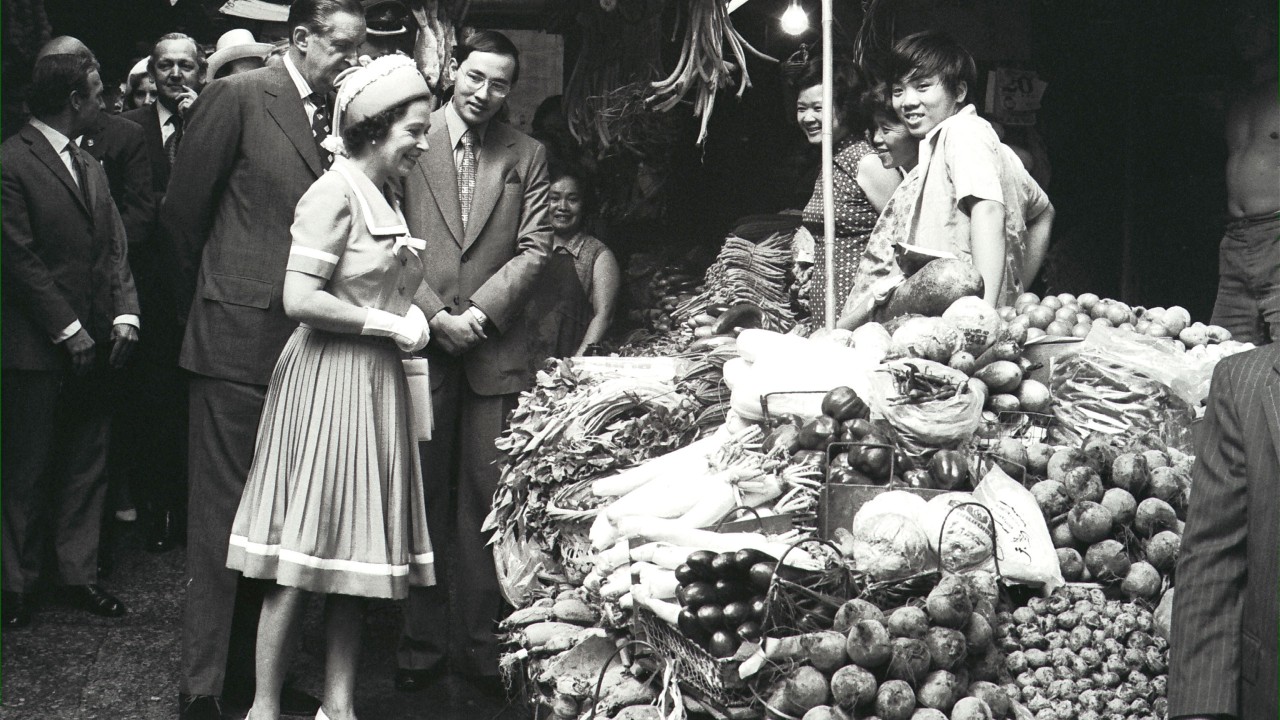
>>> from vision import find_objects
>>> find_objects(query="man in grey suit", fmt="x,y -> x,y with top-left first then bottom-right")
1169,343 -> 1280,720
396,29 -> 553,696
1,52 -> 139,628
159,1 -> 365,717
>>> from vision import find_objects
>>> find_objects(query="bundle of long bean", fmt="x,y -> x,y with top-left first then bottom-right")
672,231 -> 796,332
647,0 -> 776,145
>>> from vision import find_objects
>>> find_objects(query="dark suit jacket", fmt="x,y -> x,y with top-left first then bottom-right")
403,107 -> 553,396
120,104 -> 170,196
79,112 -> 154,251
161,65 -> 323,386
1170,344 -> 1280,720
2,123 -> 140,371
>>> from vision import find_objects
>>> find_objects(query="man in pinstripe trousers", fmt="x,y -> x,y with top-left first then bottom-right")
1169,343 -> 1279,720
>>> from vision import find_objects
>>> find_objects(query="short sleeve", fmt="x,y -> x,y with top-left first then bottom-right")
287,178 -> 353,280
1020,168 -> 1050,219
943,118 -> 1005,208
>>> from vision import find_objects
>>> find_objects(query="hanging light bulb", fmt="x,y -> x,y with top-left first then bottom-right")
780,1 -> 809,36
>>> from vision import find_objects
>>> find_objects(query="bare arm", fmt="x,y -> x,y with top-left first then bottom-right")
967,198 -> 1007,306
575,248 -> 621,355
856,154 -> 902,214
282,270 -> 368,333
1020,201 -> 1054,288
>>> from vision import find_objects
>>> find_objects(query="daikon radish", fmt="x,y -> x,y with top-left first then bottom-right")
644,544 -> 701,570
672,479 -> 738,529
610,517 -> 823,570
590,436 -> 722,497
632,583 -> 681,626
602,469 -> 722,523
593,540 -> 633,573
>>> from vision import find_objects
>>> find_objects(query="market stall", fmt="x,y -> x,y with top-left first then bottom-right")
487,219 -> 1253,719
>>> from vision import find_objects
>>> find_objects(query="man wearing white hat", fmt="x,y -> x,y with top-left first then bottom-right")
206,29 -> 273,83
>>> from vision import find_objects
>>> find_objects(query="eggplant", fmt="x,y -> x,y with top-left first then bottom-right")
749,595 -> 769,621
710,552 -> 739,579
696,603 -> 726,631
682,581 -> 716,609
674,563 -> 700,585
821,386 -> 870,422
707,630 -> 738,658
797,416 -> 839,452
733,548 -> 773,573
678,608 -> 708,643
736,621 -> 763,643
685,550 -> 717,579
928,449 -> 969,490
710,302 -> 765,336
748,561 -> 777,591
722,600 -> 752,627
714,578 -> 751,603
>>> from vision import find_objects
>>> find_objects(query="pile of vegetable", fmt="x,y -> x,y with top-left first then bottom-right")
675,341 -> 741,431
1027,433 -> 1192,600
489,360 -> 700,577
622,255 -> 705,335
1003,292 -> 1233,349
739,573 -> 1011,720
995,585 -> 1168,720
673,231 -> 797,335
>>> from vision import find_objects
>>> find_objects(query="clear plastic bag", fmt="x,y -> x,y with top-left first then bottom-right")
1050,326 -> 1196,449
866,359 -> 985,463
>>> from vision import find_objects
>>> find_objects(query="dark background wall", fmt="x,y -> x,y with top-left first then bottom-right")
4,0 -> 1273,322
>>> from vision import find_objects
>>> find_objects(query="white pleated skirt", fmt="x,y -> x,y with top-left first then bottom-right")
227,326 -> 435,599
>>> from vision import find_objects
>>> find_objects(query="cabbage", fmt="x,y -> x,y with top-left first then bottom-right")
850,512 -> 931,581
854,491 -> 929,530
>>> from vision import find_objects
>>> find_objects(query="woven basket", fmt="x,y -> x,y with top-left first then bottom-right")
555,520 -> 597,584
631,606 -> 755,711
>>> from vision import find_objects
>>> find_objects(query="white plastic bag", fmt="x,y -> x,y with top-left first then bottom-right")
972,465 -> 1064,594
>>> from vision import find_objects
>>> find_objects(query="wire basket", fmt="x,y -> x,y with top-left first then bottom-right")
631,606 -> 756,711
973,410 -> 1055,448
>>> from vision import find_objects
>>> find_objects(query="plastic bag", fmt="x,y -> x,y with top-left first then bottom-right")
1050,327 -> 1196,450
972,465 -> 1064,594
866,359 -> 985,463
493,527 -> 554,608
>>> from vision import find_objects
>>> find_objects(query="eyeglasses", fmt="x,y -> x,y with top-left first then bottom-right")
461,70 -> 511,98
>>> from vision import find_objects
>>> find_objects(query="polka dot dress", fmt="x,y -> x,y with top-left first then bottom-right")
802,137 -> 880,327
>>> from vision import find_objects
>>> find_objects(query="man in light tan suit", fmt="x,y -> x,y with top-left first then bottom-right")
397,29 -> 552,698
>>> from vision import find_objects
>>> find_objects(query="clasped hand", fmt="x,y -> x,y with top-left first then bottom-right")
428,310 -> 486,355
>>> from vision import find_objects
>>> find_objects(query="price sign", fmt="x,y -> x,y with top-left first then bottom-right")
984,68 -> 1048,126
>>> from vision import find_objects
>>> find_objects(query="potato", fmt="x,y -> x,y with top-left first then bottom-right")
1084,539 -> 1131,582
1134,497 -> 1179,537
780,665 -> 832,715
917,670 -> 961,713
1067,501 -> 1114,544
1062,467 -> 1104,503
886,637 -> 932,683
926,574 -> 974,629
949,696 -> 994,720
876,679 -> 918,720
1109,453 -> 1150,496
1046,448 -> 1089,482
830,664 -> 878,711
1100,488 -> 1137,526
846,619 -> 893,669
834,598 -> 886,634
1144,531 -> 1181,572
1030,480 -> 1072,520
963,612 -> 993,651
1057,548 -> 1085,581
1121,561 -> 1162,600
926,627 -> 968,671
888,606 -> 931,639
967,681 -> 1012,719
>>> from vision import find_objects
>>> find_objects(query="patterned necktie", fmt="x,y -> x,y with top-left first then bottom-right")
458,129 -> 478,227
66,142 -> 91,208
164,114 -> 183,165
309,92 -> 333,169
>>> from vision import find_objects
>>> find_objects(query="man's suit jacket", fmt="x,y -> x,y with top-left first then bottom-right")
120,104 -> 170,196
1,123 -> 140,371
1170,343 -> 1280,720
80,112 -> 154,251
404,107 -> 553,397
161,65 -> 323,386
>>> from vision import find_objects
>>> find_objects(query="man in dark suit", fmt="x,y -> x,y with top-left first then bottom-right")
397,29 -> 553,697
159,2 -> 365,717
1170,343 -> 1280,720
1,52 -> 139,628
117,33 -> 208,554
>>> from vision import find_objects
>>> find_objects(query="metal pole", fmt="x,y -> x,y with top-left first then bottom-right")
821,0 -> 835,328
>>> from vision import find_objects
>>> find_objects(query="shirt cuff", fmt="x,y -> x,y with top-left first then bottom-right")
53,320 -> 82,344
468,306 -> 489,325
113,314 -> 140,329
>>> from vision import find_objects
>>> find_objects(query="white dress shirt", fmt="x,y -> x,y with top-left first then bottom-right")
282,53 -> 318,123
28,117 -> 140,342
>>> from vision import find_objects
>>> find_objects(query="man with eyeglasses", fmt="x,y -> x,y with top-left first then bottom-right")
397,29 -> 553,699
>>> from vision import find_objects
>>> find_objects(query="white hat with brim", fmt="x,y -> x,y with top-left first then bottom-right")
207,28 -> 273,80
218,0 -> 290,22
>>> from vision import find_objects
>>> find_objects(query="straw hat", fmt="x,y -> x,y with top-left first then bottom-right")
207,29 -> 273,81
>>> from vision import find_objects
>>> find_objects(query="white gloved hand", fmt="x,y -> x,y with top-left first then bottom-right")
362,306 -> 430,352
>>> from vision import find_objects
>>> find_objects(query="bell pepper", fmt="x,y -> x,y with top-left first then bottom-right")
821,386 -> 870,422
797,416 -> 839,452
928,449 -> 970,490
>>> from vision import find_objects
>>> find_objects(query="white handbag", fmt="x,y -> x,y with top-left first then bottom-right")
402,357 -> 433,441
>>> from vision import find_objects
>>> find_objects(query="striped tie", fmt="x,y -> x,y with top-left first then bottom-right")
458,129 -> 477,227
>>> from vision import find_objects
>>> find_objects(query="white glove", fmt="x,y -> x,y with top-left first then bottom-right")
362,306 -> 431,352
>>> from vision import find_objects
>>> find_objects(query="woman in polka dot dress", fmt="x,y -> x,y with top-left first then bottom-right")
795,60 -> 902,327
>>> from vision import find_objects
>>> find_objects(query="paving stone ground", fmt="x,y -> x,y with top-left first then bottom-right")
0,521 -> 532,720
